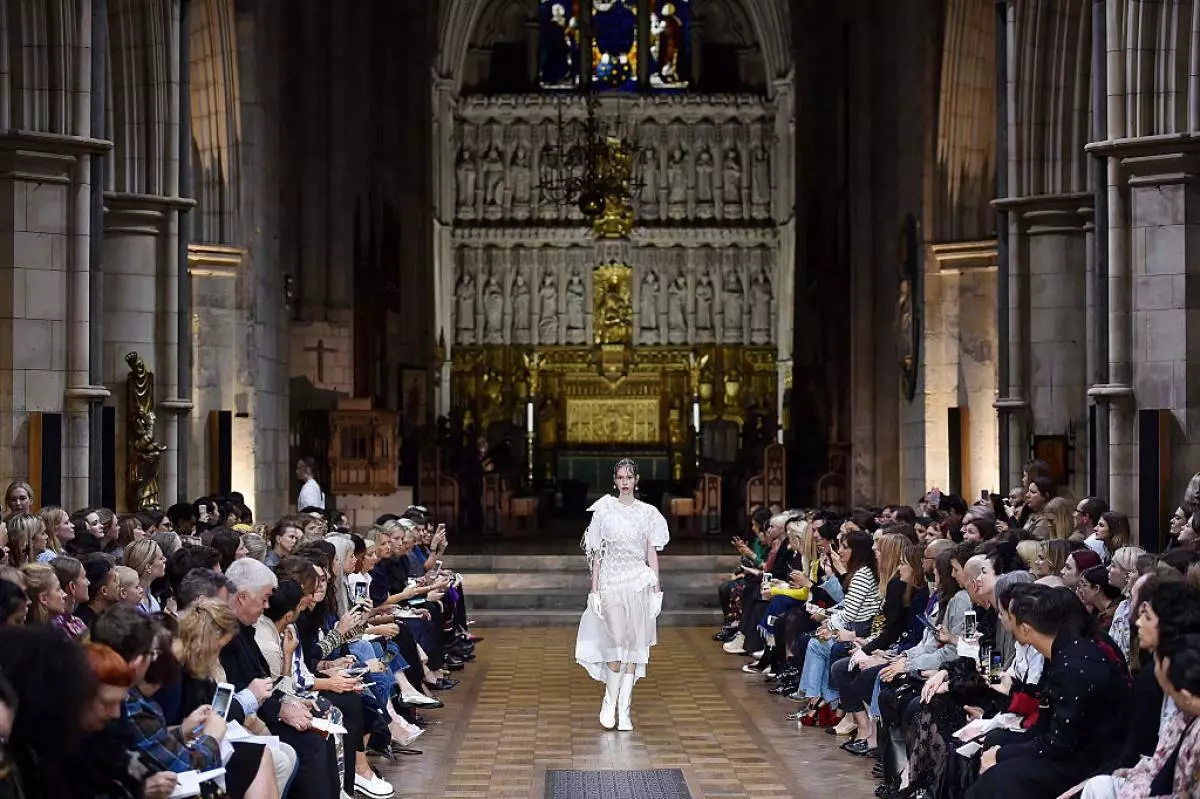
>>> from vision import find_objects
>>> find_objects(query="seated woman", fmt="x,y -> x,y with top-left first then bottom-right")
1078,565 -> 1123,634
288,552 -> 395,798
899,571 -> 1038,799
829,541 -> 928,754
795,529 -> 885,730
1104,631 -> 1200,797
966,584 -> 1131,799
128,611 -> 283,799
746,516 -> 819,676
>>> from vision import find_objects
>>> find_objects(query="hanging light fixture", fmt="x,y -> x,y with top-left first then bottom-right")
537,91 -> 646,232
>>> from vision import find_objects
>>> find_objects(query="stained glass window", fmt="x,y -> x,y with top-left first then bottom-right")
539,0 -> 581,89
649,0 -> 690,89
537,0 -> 689,93
591,0 -> 637,91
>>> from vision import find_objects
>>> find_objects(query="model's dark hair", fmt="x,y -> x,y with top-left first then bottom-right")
613,458 -> 639,478
1150,581 -> 1200,645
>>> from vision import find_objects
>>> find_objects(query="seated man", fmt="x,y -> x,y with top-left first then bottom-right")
220,558 -> 342,799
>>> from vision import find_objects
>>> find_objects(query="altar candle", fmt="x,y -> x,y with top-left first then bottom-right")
692,401 -> 700,431
526,400 -> 534,430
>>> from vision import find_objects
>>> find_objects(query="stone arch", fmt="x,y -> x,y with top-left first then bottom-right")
930,0 -> 997,243
1107,0 -> 1199,137
1008,0 -> 1091,197
105,0 -> 178,196
437,0 -> 790,95
187,0 -> 242,244
1,0 -> 91,135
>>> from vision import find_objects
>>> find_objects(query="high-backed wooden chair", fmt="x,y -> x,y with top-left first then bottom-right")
418,446 -> 459,528
745,443 -> 786,514
670,472 -> 723,536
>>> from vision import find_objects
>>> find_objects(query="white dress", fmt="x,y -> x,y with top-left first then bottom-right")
574,495 -> 670,683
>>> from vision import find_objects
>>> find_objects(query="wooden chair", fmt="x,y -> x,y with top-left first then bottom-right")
417,446 -> 459,528
745,443 -> 786,515
670,472 -> 722,536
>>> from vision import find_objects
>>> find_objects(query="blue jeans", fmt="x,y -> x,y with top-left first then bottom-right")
799,638 -> 851,703
348,639 -> 408,705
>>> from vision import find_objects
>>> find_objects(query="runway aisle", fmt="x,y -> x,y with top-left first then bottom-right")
382,628 -> 879,799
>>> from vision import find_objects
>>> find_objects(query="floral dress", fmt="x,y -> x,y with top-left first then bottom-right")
575,495 -> 669,683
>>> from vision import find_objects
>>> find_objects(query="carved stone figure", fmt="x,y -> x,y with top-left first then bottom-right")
538,270 -> 559,343
639,268 -> 659,344
125,351 -> 166,511
482,268 -> 504,343
750,263 -> 773,344
695,148 -> 714,215
511,268 -> 531,343
723,148 -> 742,218
695,268 -> 714,341
594,263 -> 632,345
511,145 -> 532,217
565,268 -> 586,344
482,148 -> 505,213
751,143 -> 771,216
722,265 -> 745,342
642,145 -> 659,207
455,262 -> 476,344
456,149 -> 476,218
667,147 -> 688,219
667,269 -> 688,344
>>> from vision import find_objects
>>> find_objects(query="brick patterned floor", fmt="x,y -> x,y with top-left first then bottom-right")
380,627 -> 879,799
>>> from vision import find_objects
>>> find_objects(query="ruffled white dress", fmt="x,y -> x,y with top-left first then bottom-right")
575,495 -> 670,683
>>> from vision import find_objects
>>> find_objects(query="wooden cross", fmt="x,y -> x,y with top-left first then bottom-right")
304,339 -> 337,383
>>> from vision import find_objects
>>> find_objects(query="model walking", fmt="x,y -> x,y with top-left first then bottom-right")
575,458 -> 669,731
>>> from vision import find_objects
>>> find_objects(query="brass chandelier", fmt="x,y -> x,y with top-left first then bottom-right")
537,92 -> 646,237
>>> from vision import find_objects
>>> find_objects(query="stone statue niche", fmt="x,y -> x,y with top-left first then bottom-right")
125,351 -> 166,511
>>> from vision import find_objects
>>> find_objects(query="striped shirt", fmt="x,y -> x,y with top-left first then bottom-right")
834,566 -> 882,627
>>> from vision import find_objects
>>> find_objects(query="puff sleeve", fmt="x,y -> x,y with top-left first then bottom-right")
646,504 -> 669,551
582,496 -> 613,564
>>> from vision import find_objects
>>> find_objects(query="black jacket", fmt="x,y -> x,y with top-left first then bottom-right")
218,621 -> 282,725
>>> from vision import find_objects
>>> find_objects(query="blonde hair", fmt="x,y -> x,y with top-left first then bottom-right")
4,481 -> 34,511
113,565 -> 139,589
6,512 -> 44,565
875,533 -> 907,598
124,539 -> 162,579
173,597 -> 239,678
1016,540 -> 1040,569
20,562 -> 59,624
1042,497 -> 1074,540
38,507 -> 68,555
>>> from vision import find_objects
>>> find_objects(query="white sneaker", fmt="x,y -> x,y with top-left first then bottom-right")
749,649 -> 765,659
401,692 -> 442,707
722,633 -> 746,654
355,771 -> 395,798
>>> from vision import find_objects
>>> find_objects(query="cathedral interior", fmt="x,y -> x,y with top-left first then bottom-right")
0,0 -> 1194,545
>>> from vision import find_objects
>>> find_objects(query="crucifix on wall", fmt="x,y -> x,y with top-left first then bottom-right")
304,339 -> 337,383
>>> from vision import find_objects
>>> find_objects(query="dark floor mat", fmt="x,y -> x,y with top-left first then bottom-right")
544,768 -> 693,799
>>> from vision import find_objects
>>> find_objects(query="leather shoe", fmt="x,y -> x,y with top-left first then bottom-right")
443,659 -> 465,671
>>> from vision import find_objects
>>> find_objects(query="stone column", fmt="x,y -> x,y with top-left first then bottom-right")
103,193 -> 193,509
1021,193 -> 1091,498
0,137 -> 110,507
1092,140 -> 1200,530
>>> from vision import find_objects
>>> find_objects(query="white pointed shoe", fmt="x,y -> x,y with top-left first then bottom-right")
599,669 -> 621,729
616,673 -> 635,731
722,632 -> 746,654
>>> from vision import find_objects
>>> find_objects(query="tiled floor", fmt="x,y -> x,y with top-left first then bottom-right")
379,628 -> 879,799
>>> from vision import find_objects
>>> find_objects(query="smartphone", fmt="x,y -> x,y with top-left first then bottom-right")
353,582 -> 367,600
434,559 -> 443,574
211,682 -> 235,720
916,614 -> 938,632
964,610 -> 978,640
342,666 -> 369,679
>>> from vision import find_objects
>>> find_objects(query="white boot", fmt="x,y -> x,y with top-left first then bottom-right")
616,673 -> 636,731
599,669 -> 621,729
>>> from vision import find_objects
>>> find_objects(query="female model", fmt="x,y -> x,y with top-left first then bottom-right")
575,458 -> 669,731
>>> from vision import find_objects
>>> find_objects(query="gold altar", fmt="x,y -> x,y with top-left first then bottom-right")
449,261 -> 777,479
